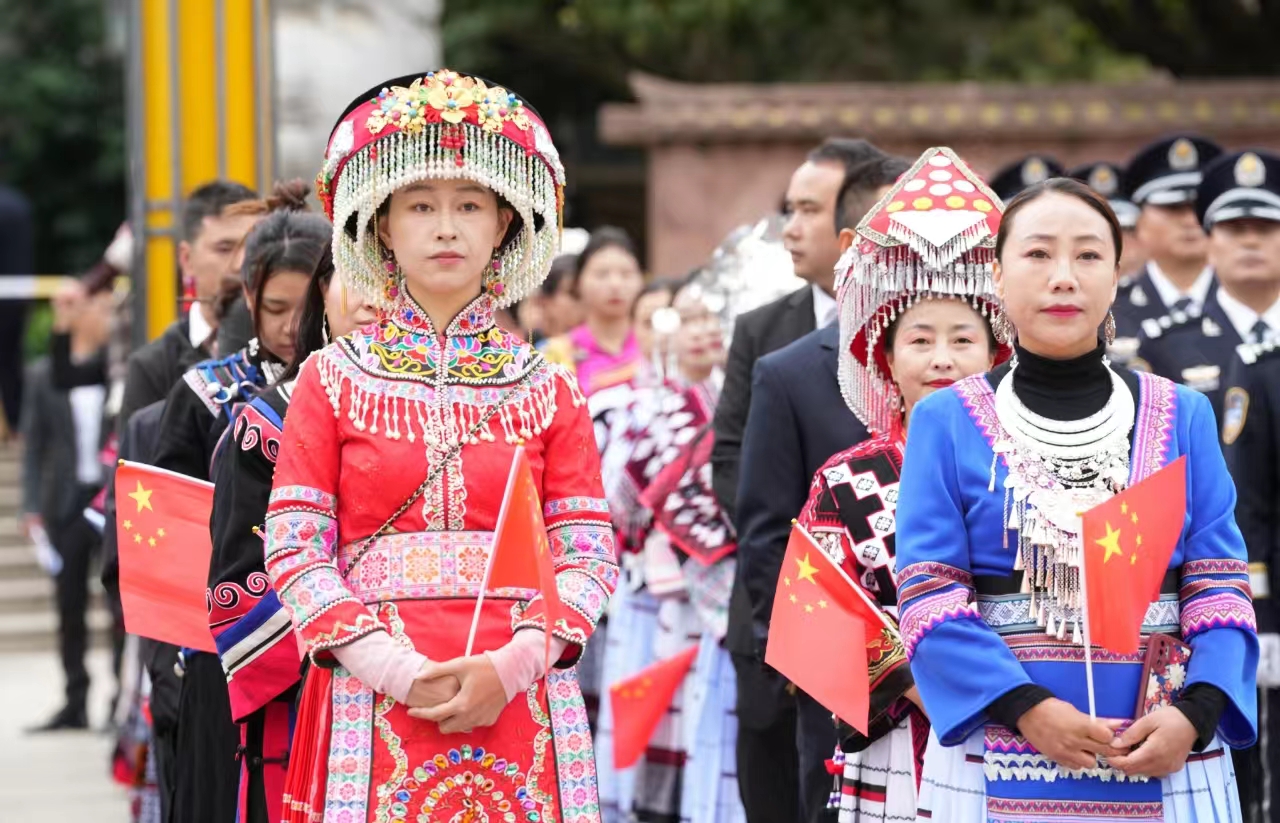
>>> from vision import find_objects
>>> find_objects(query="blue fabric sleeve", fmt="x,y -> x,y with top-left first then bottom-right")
1177,387 -> 1259,748
896,391 -> 1037,745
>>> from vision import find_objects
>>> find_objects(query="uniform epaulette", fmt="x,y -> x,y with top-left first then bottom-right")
1139,308 -> 1197,341
1236,338 -> 1280,366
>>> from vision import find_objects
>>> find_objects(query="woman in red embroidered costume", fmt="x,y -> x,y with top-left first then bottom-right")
267,70 -> 617,823
796,148 -> 1009,823
208,244 -> 377,823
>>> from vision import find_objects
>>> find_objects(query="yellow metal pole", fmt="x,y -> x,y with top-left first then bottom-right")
132,0 -> 270,341
141,0 -> 177,341
223,0 -> 260,189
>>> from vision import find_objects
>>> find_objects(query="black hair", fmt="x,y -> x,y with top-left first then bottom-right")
633,276 -> 683,317
541,254 -> 579,298
807,137 -> 886,173
836,155 -> 912,233
996,177 -> 1124,264
573,226 -> 640,294
881,300 -> 999,355
181,180 -> 257,243
278,243 -> 336,385
242,211 -> 332,349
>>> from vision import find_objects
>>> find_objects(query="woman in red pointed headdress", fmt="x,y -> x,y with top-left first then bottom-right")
796,147 -> 1010,822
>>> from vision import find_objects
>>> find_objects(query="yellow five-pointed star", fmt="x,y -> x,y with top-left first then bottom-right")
133,533 -> 142,544
127,481 -> 154,513
804,603 -> 814,613
1096,521 -> 1123,563
795,553 -> 819,584
122,520 -> 132,531
157,527 -> 166,538
148,537 -> 156,547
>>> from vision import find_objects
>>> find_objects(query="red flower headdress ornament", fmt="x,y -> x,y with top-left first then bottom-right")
316,69 -> 566,309
836,147 -> 1012,434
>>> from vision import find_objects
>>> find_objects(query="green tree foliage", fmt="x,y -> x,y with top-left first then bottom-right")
0,0 -> 126,276
444,0 -> 1151,102
1068,0 -> 1280,77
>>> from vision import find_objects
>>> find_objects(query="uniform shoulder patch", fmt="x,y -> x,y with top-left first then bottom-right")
1222,386 -> 1250,446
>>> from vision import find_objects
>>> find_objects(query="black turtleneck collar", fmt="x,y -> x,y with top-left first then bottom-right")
988,340 -> 1129,422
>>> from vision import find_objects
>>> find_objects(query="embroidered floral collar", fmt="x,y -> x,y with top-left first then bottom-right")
390,288 -> 496,338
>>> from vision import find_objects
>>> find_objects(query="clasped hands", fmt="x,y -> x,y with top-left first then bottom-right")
1017,697 -> 1199,779
404,655 -> 508,735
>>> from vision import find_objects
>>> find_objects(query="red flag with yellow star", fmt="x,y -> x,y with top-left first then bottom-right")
114,460 -> 217,652
765,524 -> 886,734
609,644 -> 699,769
1082,457 -> 1187,654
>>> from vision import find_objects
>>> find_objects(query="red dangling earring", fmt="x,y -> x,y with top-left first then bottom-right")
486,252 -> 505,298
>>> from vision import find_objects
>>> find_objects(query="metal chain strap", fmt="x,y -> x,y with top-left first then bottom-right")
343,355 -> 546,577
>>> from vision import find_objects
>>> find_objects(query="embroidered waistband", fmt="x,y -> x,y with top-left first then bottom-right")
337,530 -> 535,603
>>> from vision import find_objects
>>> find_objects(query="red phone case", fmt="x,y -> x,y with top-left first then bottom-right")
1134,632 -> 1193,720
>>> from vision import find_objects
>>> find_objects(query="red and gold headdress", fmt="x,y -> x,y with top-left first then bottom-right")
836,147 -> 1011,434
316,69 -> 566,309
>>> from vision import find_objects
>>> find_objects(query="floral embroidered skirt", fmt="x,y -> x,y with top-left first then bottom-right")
283,598 -> 600,823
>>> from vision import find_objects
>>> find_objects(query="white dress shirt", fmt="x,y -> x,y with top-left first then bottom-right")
188,302 -> 214,350
69,384 -> 106,485
1146,262 -> 1215,316
1215,289 -> 1280,343
813,284 -> 838,329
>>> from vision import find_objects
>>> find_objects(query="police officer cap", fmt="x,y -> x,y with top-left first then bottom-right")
989,154 -> 1065,203
1125,134 -> 1222,207
1197,149 -> 1280,230
1068,161 -> 1139,230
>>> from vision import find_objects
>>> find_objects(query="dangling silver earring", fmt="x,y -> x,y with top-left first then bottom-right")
1103,310 -> 1117,346
991,309 -> 1014,346
322,314 -> 332,345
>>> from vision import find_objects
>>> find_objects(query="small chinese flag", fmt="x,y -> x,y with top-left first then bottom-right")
765,524 -> 885,734
609,644 -> 699,769
482,448 -> 566,666
114,460 -> 217,652
1082,457 -> 1187,654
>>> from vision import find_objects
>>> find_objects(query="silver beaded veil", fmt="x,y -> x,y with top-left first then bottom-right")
836,147 -> 1010,435
315,70 -> 566,310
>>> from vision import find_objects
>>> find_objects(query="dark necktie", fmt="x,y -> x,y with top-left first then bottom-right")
1171,297 -> 1193,315
1252,319 -> 1271,344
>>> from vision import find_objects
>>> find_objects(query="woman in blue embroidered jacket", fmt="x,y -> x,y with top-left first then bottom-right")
896,177 -> 1257,823
207,244 -> 376,823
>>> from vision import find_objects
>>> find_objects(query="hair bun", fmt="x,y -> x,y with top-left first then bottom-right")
268,179 -> 311,212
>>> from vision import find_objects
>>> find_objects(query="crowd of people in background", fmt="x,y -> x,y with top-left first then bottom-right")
8,63 -> 1280,823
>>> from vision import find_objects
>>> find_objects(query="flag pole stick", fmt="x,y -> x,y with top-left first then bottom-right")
465,452 -> 523,657
1078,535 -> 1098,720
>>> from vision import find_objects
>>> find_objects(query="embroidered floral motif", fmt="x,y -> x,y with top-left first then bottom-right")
270,485 -> 338,513
545,667 -> 601,823
325,668 -> 376,820
235,402 -> 283,463
405,745 -> 544,822
365,72 -> 531,137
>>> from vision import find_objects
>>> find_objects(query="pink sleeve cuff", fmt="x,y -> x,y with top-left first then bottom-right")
485,630 -> 570,703
330,630 -> 427,704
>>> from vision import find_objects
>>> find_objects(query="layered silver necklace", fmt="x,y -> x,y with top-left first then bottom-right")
991,356 -> 1135,642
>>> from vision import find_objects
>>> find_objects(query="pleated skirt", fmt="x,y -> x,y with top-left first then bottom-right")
915,729 -> 1243,823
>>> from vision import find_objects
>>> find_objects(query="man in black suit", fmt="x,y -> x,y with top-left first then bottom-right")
118,180 -> 258,430
20,349 -> 110,729
715,142 -> 906,822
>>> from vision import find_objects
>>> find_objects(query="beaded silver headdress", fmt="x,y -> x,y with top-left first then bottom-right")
315,69 -> 566,309
836,147 -> 1011,435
